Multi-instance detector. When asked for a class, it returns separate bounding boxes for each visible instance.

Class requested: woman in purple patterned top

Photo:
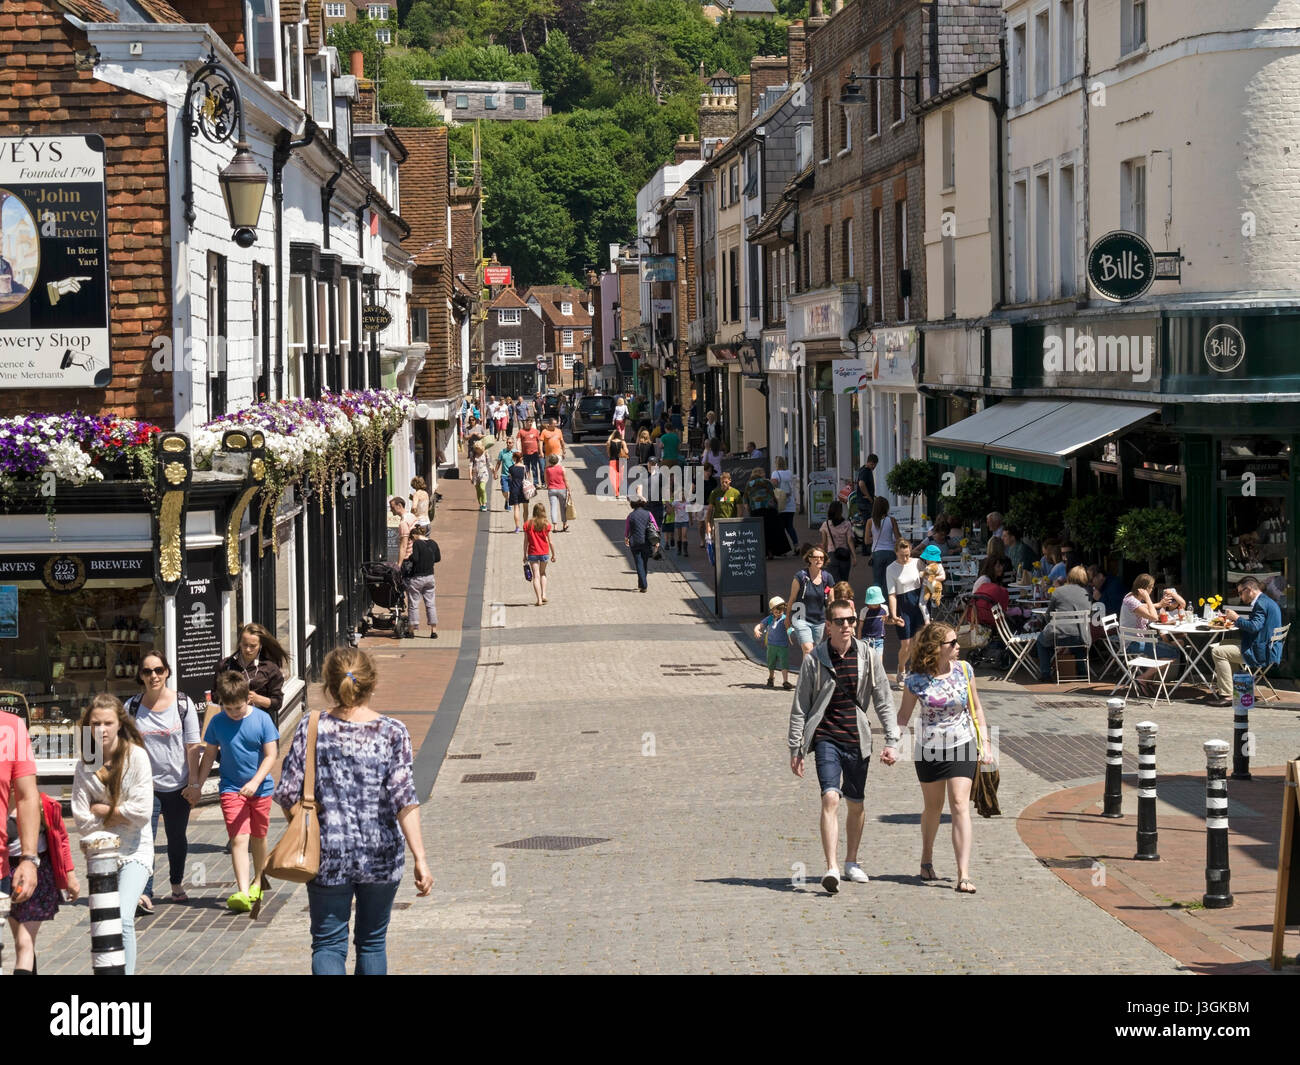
[274,648,432,975]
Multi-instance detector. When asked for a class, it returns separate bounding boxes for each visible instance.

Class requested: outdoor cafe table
[1148,620,1236,690]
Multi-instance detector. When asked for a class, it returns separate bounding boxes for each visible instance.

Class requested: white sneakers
[821,868,840,893]
[843,862,870,884]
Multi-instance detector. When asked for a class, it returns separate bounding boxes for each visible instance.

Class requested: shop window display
[1222,437,1290,609]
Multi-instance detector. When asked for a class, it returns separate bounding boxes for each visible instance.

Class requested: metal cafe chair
[1092,613,1124,682]
[1250,623,1290,702]
[991,603,1038,684]
[1114,625,1173,707]
[1048,610,1092,685]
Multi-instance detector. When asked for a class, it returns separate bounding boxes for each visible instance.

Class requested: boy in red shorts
[189,671,277,914]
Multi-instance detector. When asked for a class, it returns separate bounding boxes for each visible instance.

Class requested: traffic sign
[536,357,549,371]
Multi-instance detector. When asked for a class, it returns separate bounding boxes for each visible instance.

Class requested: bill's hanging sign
[1086,230,1158,303]
[361,304,392,333]
[0,135,110,388]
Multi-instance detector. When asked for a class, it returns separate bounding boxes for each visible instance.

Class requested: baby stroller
[359,561,411,638]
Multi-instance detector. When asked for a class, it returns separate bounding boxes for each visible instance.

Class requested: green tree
[484,165,575,285]
[485,0,557,53]
[536,30,591,110]
[406,2,440,49]
[379,77,438,126]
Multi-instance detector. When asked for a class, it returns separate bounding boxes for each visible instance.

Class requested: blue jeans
[118,860,150,975]
[631,543,653,589]
[146,788,192,898]
[306,879,402,975]
[870,550,894,594]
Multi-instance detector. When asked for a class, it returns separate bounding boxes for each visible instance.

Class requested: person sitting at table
[984,536,1008,577]
[1035,566,1092,680]
[1050,543,1076,585]
[1001,525,1035,574]
[1208,577,1283,707]
[920,520,952,554]
[984,512,1005,557]
[1039,539,1062,577]
[1120,574,1182,688]
[1090,562,1125,618]
[971,557,1023,629]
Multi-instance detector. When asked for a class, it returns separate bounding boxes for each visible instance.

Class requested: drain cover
[462,771,536,783]
[496,835,610,851]
[446,753,481,760]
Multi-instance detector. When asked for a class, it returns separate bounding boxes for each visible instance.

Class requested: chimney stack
[750,55,789,105]
[737,73,752,124]
[350,50,365,78]
[787,21,807,82]
[698,93,739,144]
[674,134,700,165]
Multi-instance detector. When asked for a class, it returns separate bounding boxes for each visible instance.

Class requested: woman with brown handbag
[273,648,432,974]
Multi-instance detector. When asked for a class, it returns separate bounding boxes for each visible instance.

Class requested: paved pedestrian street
[24,446,1300,975]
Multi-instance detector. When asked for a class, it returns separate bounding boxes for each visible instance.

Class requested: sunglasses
[941,639,959,648]
[829,617,856,626]
[140,666,167,677]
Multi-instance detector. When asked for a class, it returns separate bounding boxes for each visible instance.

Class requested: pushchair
[359,561,411,638]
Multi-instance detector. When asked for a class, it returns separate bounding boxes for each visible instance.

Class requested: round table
[1147,621,1237,690]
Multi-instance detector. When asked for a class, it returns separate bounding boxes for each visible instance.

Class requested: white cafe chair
[1250,623,1290,702]
[992,603,1039,684]
[1114,624,1173,707]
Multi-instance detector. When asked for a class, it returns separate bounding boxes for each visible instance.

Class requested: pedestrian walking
[704,469,743,540]
[523,502,556,606]
[408,477,430,522]
[191,672,277,916]
[404,521,441,637]
[544,453,570,531]
[213,623,287,726]
[613,395,629,437]
[606,430,628,499]
[539,417,566,463]
[125,650,201,911]
[698,462,719,549]
[820,501,855,584]
[885,539,933,690]
[72,694,153,974]
[703,411,721,446]
[518,418,544,485]
[5,784,79,974]
[867,496,901,593]
[507,450,528,530]
[625,495,660,592]
[857,586,888,654]
[493,440,516,514]
[493,397,509,437]
[744,467,782,560]
[390,496,414,564]
[787,547,833,657]
[788,598,900,894]
[754,596,793,689]
[274,648,432,975]
[634,428,654,469]
[895,623,992,894]
[770,456,798,556]
[470,442,490,511]
[0,706,40,934]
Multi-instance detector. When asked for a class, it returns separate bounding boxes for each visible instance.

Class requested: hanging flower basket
[193,389,414,549]
[0,413,162,509]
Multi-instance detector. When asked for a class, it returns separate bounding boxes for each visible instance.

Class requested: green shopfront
[923,305,1298,676]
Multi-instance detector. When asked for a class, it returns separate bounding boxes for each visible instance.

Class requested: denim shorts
[814,739,868,803]
[526,553,550,563]
[790,619,825,647]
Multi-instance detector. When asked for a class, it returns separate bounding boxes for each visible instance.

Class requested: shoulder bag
[265,711,321,883]
[964,664,1000,818]
[955,596,991,651]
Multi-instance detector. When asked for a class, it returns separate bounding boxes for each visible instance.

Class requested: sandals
[136,895,155,916]
[956,878,977,894]
[167,888,189,903]
[920,863,939,881]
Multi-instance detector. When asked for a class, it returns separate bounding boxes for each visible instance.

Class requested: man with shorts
[190,671,278,915]
[0,710,41,949]
[788,598,899,894]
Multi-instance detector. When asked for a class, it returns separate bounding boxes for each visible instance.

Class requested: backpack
[126,689,196,724]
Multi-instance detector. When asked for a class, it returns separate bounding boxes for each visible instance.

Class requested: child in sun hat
[858,586,888,653]
[753,596,792,689]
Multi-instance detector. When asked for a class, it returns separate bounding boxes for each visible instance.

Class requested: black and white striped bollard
[1231,672,1252,781]
[1102,698,1125,818]
[1203,739,1234,909]
[81,832,126,975]
[1134,721,1159,861]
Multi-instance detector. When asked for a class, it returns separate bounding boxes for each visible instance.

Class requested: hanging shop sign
[830,359,869,394]
[0,135,110,388]
[1086,230,1156,302]
[1204,323,1246,374]
[483,264,512,286]
[640,256,676,283]
[361,304,392,332]
[0,552,150,593]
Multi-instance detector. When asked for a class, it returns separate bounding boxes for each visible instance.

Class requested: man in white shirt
[390,497,415,564]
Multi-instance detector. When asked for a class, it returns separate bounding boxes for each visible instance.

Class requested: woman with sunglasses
[895,623,992,895]
[787,547,833,657]
[125,650,202,911]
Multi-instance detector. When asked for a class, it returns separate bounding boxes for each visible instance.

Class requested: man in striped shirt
[788,599,899,894]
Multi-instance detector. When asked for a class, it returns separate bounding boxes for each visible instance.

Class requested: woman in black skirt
[896,622,992,895]
[507,450,528,532]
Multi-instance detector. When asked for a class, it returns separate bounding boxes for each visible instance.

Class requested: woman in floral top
[896,623,992,895]
[274,648,432,974]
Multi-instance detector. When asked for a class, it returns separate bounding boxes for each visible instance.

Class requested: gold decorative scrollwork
[225,431,249,449]
[158,491,184,583]
[250,458,266,481]
[162,435,187,453]
[163,461,187,485]
[226,485,261,577]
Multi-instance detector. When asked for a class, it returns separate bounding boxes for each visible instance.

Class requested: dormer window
[309,54,332,128]
[560,301,573,315]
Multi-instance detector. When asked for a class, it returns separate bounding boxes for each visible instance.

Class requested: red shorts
[220,793,272,839]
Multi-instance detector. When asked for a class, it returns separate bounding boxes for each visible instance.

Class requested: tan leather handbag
[265,711,320,883]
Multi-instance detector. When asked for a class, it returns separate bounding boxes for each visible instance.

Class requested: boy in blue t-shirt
[190,671,278,915]
[858,586,888,654]
[754,596,792,689]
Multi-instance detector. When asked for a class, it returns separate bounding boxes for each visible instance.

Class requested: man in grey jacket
[788,598,900,893]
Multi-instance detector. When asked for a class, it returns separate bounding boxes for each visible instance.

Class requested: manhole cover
[462,771,536,783]
[447,753,481,760]
[1034,699,1105,711]
[998,731,1138,783]
[496,835,610,851]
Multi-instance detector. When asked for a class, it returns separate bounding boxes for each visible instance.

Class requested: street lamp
[182,52,269,248]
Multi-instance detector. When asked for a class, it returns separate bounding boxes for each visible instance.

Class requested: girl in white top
[73,693,154,975]
[770,456,798,556]
[702,441,725,477]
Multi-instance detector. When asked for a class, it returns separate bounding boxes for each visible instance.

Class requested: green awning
[926,444,988,471]
[988,454,1065,485]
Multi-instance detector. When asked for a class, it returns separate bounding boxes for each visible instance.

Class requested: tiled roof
[132,0,188,23]
[56,0,119,21]
[525,286,592,328]
[490,288,529,309]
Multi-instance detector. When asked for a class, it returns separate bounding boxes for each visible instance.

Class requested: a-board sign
[713,517,766,618]
[1269,759,1300,969]
[175,551,225,710]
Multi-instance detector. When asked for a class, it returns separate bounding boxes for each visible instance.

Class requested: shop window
[338,280,352,352]
[410,306,428,344]
[1226,492,1289,610]
[7,562,164,762]
[274,519,297,678]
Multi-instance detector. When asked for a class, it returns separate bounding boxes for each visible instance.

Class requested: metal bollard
[1202,739,1234,909]
[81,832,126,975]
[1134,721,1160,861]
[1231,672,1253,780]
[1102,697,1125,818]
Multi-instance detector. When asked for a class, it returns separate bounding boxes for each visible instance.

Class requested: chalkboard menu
[175,551,224,706]
[714,517,766,617]
[723,455,768,493]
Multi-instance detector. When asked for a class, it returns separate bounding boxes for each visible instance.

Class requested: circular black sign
[361,305,392,333]
[1204,324,1246,373]
[42,554,86,594]
[1087,230,1156,302]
